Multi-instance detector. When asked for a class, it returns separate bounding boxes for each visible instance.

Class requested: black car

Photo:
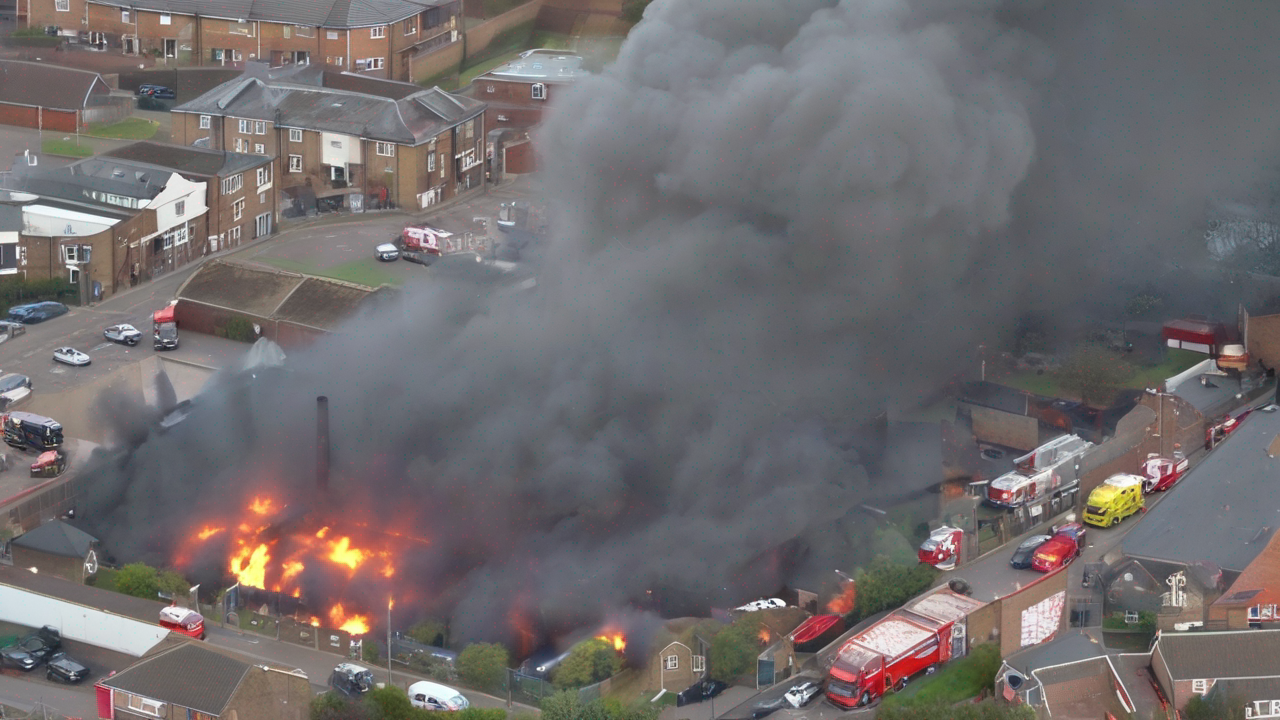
[676,678,728,707]
[136,84,176,99]
[154,322,179,350]
[45,653,89,683]
[1,626,61,670]
[401,250,435,266]
[750,696,789,719]
[1010,534,1052,569]
[8,302,69,324]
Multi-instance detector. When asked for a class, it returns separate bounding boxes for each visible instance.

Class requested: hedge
[0,278,78,314]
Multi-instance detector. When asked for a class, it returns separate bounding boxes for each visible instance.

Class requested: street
[0,672,97,720]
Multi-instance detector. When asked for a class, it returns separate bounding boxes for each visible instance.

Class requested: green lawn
[42,138,93,157]
[882,643,1001,708]
[90,567,121,593]
[257,256,401,288]
[87,117,159,140]
[998,348,1203,401]
[240,611,278,637]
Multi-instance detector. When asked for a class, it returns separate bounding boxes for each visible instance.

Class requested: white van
[407,681,469,711]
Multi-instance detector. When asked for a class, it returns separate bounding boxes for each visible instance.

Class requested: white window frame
[234,138,243,153]
[67,266,79,284]
[326,30,339,40]
[238,119,249,134]
[332,56,343,67]
[222,174,242,195]
[229,225,241,243]
[403,17,416,35]
[233,198,244,221]
[359,57,384,71]
[289,128,302,143]
[254,143,265,155]
[127,695,165,717]
[427,152,435,172]
[282,25,291,39]
[692,655,705,673]
[199,115,210,129]
[159,12,171,25]
[370,26,385,39]
[255,212,271,239]
[121,9,130,22]
[1250,605,1262,620]
[289,155,302,173]
[174,200,185,216]
[54,0,69,11]
[257,166,271,188]
[664,655,678,671]
[254,121,266,135]
[1192,679,1208,695]
[62,245,79,264]
[439,153,445,178]
[531,83,546,100]
[376,142,394,157]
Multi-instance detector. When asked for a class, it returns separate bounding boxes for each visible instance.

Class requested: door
[950,622,967,659]
[164,38,176,58]
[255,212,271,239]
[123,36,134,54]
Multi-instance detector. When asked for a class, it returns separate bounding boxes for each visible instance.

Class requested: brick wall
[464,0,543,61]
[0,103,73,132]
[995,567,1069,657]
[969,405,1039,451]
[504,138,536,174]
[137,9,197,63]
[198,18,261,65]
[964,601,1000,649]
[348,24,392,78]
[258,21,322,66]
[223,117,276,158]
[87,2,133,43]
[484,104,545,132]
[1249,313,1280,371]
[27,0,86,33]
[474,77,555,108]
[318,28,349,71]
[409,40,463,83]
[11,547,85,584]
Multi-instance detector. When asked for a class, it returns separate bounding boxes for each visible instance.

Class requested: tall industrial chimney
[316,396,330,491]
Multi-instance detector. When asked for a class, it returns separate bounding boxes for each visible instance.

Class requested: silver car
[375,243,400,261]
[104,324,142,346]
[52,347,90,366]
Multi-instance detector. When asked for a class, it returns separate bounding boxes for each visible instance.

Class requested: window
[257,165,271,187]
[67,266,79,284]
[63,245,79,264]
[174,200,185,217]
[327,30,339,40]
[161,225,187,249]
[427,152,434,172]
[289,128,302,142]
[357,57,384,71]
[259,191,266,204]
[486,85,494,94]
[370,26,385,39]
[331,140,343,149]
[233,50,243,61]
[403,17,417,35]
[254,143,265,154]
[289,155,302,172]
[282,25,291,38]
[254,121,266,135]
[439,153,445,178]
[234,138,243,153]
[1192,679,1208,695]
[664,656,678,671]
[531,83,546,100]
[229,225,241,243]
[255,212,272,238]
[230,22,253,36]
[426,7,440,27]
[54,0,68,11]
[332,56,343,66]
[222,174,242,195]
[121,9,130,22]
[330,166,346,182]
[233,198,244,221]
[199,115,210,129]
[238,119,249,134]
[376,142,394,157]
[692,656,705,673]
[127,696,165,717]
[159,13,171,25]
[1251,605,1262,620]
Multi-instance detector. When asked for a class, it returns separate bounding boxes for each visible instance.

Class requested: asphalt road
[0,672,97,719]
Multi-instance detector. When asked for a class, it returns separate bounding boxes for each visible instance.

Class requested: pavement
[0,672,96,720]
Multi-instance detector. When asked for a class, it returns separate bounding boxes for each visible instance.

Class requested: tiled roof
[100,643,250,716]
[0,61,106,112]
[1214,531,1280,612]
[101,142,269,179]
[177,260,388,330]
[87,0,444,26]
[12,520,97,558]
[1155,629,1280,680]
[1036,657,1133,720]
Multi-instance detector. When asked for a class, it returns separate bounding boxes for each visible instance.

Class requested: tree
[1057,343,1132,406]
[457,642,510,691]
[114,563,159,599]
[553,638,621,689]
[156,570,191,599]
[540,690,582,720]
[1184,691,1247,720]
[708,614,763,683]
[408,618,449,648]
[363,686,413,720]
[540,693,654,720]
[310,693,368,720]
[850,557,939,623]
[361,639,381,664]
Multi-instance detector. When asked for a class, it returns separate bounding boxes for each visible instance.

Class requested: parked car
[0,626,62,670]
[734,598,786,612]
[104,323,142,346]
[53,347,90,366]
[676,678,727,707]
[402,250,434,266]
[45,653,89,683]
[0,320,27,337]
[136,84,175,99]
[407,680,469,711]
[1009,534,1052,570]
[9,302,68,324]
[375,243,401,261]
[0,372,32,409]
[980,447,1005,460]
[330,662,375,697]
[784,680,821,708]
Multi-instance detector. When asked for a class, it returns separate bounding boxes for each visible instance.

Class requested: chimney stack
[316,396,330,491]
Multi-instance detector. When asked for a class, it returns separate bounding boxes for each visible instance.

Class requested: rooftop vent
[111,168,125,178]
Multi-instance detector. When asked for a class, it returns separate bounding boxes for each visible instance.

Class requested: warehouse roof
[85,0,450,28]
[177,261,388,332]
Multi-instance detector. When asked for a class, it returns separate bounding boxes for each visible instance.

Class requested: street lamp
[387,596,394,686]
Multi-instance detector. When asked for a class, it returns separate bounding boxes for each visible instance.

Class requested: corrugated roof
[1123,407,1280,572]
[101,141,268,179]
[101,643,250,715]
[1213,531,1280,613]
[1155,629,1280,680]
[484,52,586,82]
[12,520,97,558]
[0,60,106,112]
[87,0,442,27]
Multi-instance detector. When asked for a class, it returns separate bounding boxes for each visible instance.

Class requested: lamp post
[387,596,393,686]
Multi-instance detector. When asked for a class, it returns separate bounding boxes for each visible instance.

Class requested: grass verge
[89,567,120,592]
[257,256,401,288]
[42,138,93,158]
[881,643,1001,708]
[87,117,159,140]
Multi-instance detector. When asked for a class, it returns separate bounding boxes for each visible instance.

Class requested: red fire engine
[1140,450,1188,493]
[918,526,963,570]
[159,606,205,639]
[826,590,984,708]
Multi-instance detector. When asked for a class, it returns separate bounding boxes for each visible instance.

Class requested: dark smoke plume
[78,0,1280,647]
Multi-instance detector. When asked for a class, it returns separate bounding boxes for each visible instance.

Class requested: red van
[1030,534,1079,573]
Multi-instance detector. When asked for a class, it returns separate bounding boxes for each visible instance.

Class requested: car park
[676,678,727,706]
[376,243,401,261]
[0,626,62,670]
[734,598,786,612]
[9,302,69,324]
[783,680,821,708]
[104,324,142,346]
[53,347,91,366]
[1009,534,1052,569]
[45,653,89,683]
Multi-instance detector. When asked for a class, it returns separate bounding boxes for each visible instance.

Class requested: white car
[104,324,142,346]
[52,347,90,366]
[407,680,469,711]
[784,680,821,708]
[375,243,400,261]
[734,598,786,612]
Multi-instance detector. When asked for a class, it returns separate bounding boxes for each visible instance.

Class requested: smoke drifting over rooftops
[79,0,1280,647]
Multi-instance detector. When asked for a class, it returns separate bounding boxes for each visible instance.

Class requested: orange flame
[280,560,304,585]
[315,526,330,539]
[329,603,370,635]
[327,537,367,571]
[197,526,225,541]
[230,543,271,589]
[596,632,626,653]
[249,496,275,515]
[308,616,321,627]
[827,581,857,614]
[758,627,771,644]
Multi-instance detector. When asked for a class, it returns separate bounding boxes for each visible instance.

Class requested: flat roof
[485,52,586,82]
[1123,405,1280,572]
[904,589,986,625]
[850,617,934,658]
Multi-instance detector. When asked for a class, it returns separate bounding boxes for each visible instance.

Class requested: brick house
[467,50,584,175]
[3,154,207,296]
[1209,531,1280,630]
[100,141,275,254]
[0,61,129,131]
[1150,628,1280,713]
[644,618,719,695]
[171,65,486,215]
[29,0,460,83]
[10,520,99,584]
[96,641,311,720]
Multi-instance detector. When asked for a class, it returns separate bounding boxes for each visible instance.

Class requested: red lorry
[826,590,985,708]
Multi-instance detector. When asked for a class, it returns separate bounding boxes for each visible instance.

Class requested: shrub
[408,618,448,648]
[362,640,381,664]
[708,614,763,683]
[220,316,257,342]
[553,638,621,688]
[0,277,77,314]
[114,563,160,599]
[456,643,509,692]
[849,556,939,623]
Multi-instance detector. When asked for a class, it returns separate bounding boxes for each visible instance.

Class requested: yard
[256,256,402,288]
[88,566,121,593]
[86,117,159,140]
[880,643,1001,708]
[41,137,93,158]
[997,348,1203,402]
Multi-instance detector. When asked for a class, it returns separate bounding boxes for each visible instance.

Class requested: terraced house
[27,0,461,83]
[171,64,486,215]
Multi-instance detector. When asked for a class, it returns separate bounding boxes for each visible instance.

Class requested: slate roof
[86,0,445,27]
[177,261,387,331]
[1036,657,1133,720]
[1123,406,1280,572]
[173,70,483,145]
[12,520,97,558]
[0,201,23,232]
[1214,531,1280,612]
[959,381,1034,415]
[101,643,251,716]
[1155,629,1280,680]
[101,142,268,179]
[1004,630,1106,676]
[1209,677,1280,705]
[0,61,107,111]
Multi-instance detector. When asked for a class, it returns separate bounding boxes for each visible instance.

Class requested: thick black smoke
[79,0,1280,647]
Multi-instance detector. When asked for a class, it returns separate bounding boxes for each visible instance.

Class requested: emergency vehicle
[1141,451,1188,493]
[917,526,964,570]
[1082,474,1145,527]
[3,411,63,451]
[985,435,1092,508]
[159,606,205,639]
[1030,529,1081,572]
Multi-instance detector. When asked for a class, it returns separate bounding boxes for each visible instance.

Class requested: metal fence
[0,702,78,720]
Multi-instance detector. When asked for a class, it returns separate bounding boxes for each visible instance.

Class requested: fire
[327,537,367,571]
[597,632,626,653]
[249,496,275,515]
[197,526,225,541]
[316,526,330,539]
[381,563,396,579]
[329,604,370,635]
[229,543,271,589]
[827,580,857,614]
[280,560,305,585]
[308,616,321,627]
[758,627,771,644]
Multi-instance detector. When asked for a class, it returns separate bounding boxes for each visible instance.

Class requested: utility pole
[387,596,393,686]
